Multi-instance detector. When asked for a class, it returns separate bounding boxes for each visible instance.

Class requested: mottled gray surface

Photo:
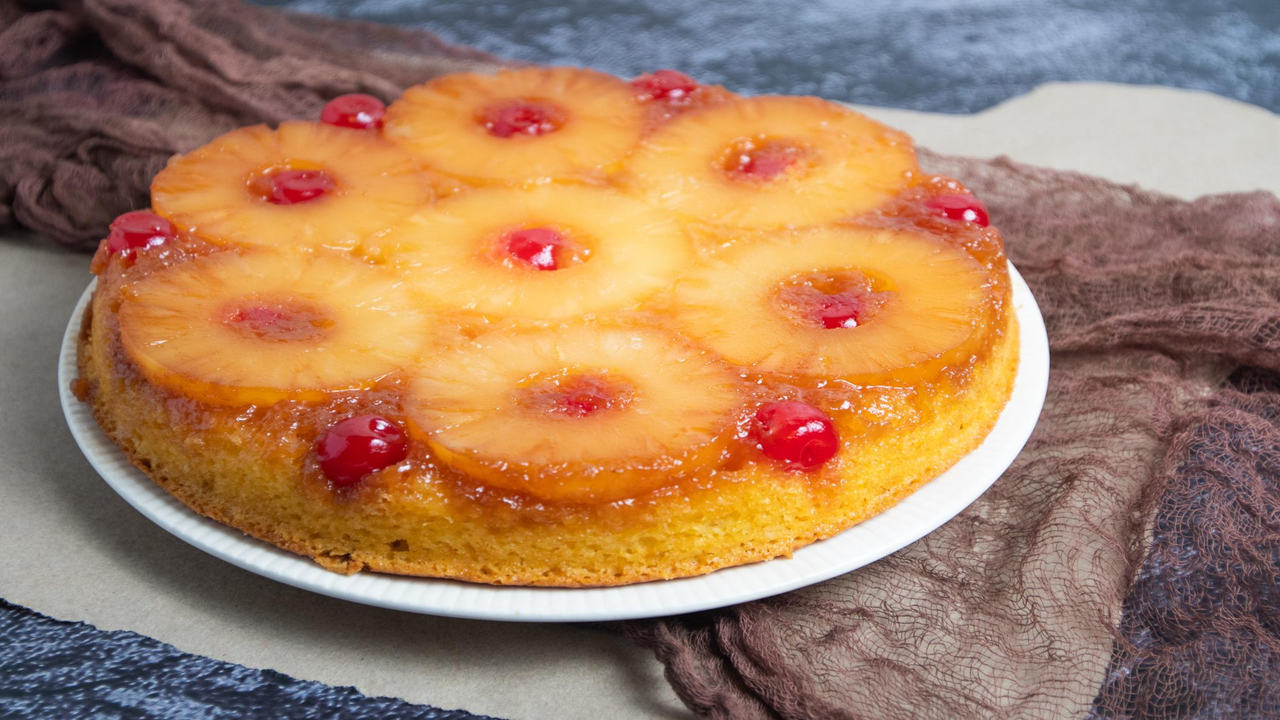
[256,0,1280,113]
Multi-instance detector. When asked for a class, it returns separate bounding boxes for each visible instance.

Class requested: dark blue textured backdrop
[259,0,1280,113]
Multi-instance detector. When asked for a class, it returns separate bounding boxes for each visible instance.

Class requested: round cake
[76,67,1018,587]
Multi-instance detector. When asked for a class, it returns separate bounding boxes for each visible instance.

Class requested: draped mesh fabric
[0,0,499,249]
[4,1,1278,717]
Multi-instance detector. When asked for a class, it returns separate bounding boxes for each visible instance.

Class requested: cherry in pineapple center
[775,271,892,330]
[217,296,335,343]
[479,99,566,138]
[721,137,809,182]
[499,226,590,271]
[517,372,635,418]
[247,167,336,205]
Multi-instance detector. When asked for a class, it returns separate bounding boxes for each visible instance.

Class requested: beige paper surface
[1,82,1276,720]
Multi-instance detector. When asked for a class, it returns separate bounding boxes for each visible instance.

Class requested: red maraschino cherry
[632,69,699,101]
[928,194,990,227]
[816,294,863,329]
[317,415,409,487]
[221,302,331,343]
[504,227,566,271]
[726,141,802,182]
[751,401,839,470]
[481,101,562,138]
[105,211,175,259]
[320,93,386,130]
[258,169,336,205]
[550,376,618,418]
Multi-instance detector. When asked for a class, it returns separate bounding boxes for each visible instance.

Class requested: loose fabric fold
[0,0,500,249]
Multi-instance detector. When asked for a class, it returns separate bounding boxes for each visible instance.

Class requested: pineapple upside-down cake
[77,67,1018,586]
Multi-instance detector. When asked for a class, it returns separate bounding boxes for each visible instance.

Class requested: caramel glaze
[86,171,1010,527]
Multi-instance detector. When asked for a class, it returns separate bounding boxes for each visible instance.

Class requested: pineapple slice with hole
[405,325,744,503]
[672,226,992,383]
[119,251,430,406]
[151,122,435,252]
[383,67,645,184]
[624,95,918,228]
[372,185,691,321]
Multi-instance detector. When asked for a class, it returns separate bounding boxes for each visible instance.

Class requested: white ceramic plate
[60,264,1048,622]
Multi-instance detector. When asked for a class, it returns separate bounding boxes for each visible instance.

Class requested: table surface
[3,82,1277,720]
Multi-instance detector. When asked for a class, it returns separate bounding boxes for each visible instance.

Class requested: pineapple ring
[374,185,692,321]
[151,122,434,251]
[624,96,918,228]
[672,226,991,381]
[406,325,744,503]
[383,67,646,183]
[119,251,430,406]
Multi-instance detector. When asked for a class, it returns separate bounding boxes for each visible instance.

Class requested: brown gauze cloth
[4,1,1279,718]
